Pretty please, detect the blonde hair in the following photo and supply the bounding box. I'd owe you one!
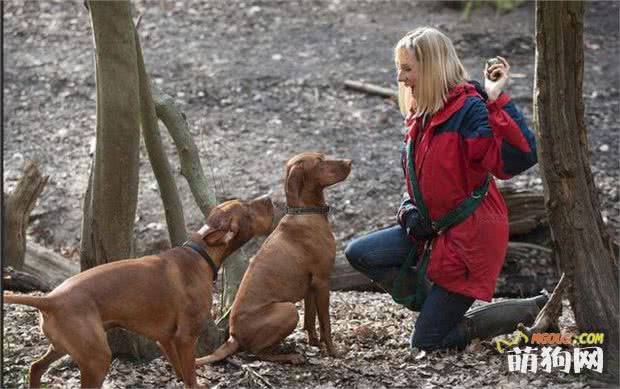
[394,27,468,117]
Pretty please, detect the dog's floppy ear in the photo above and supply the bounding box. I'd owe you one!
[286,162,304,203]
[204,219,239,246]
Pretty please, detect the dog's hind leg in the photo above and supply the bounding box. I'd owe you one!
[249,302,304,364]
[75,340,111,389]
[157,339,183,379]
[60,319,111,389]
[29,345,65,388]
[174,335,203,389]
[195,336,240,366]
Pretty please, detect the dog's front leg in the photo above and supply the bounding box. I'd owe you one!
[303,290,320,347]
[312,278,339,357]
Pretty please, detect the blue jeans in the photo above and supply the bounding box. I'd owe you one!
[345,225,475,351]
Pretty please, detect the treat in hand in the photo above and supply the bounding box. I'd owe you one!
[485,57,503,81]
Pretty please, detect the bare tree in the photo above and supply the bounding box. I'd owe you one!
[80,0,157,359]
[534,1,619,381]
[80,0,248,358]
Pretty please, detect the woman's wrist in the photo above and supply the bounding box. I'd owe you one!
[487,90,502,102]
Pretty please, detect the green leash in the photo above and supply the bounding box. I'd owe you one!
[391,137,491,311]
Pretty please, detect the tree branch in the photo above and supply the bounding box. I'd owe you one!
[152,87,248,332]
[152,87,217,215]
[135,30,187,246]
[518,273,568,336]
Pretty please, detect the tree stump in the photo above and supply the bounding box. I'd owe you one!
[3,161,48,270]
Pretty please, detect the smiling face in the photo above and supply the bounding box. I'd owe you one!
[396,47,419,91]
[393,27,468,116]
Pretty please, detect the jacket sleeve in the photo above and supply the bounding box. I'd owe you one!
[460,93,538,180]
[397,141,417,224]
[397,192,418,227]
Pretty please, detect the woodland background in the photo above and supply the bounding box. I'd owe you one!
[3,1,619,388]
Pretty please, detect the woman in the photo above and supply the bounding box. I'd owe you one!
[345,27,547,351]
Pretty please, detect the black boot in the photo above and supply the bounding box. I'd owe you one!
[458,293,549,343]
[375,267,432,312]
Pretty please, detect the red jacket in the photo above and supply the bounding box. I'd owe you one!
[402,82,537,301]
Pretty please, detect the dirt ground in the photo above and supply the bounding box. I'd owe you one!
[2,291,595,389]
[2,1,619,388]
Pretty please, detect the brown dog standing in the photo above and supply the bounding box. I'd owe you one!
[4,196,273,389]
[196,152,351,365]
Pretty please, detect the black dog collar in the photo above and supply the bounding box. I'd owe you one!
[183,241,218,282]
[285,205,330,215]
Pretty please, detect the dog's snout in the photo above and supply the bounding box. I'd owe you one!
[255,195,273,210]
[252,195,274,226]
[338,159,352,177]
[328,158,351,167]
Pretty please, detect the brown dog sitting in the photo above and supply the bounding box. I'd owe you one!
[4,196,274,389]
[196,152,351,365]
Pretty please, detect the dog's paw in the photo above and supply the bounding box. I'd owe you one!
[288,354,306,365]
[307,336,320,347]
[326,344,344,359]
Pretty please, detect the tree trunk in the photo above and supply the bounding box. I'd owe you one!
[3,161,48,270]
[81,0,158,360]
[135,31,187,246]
[535,1,619,381]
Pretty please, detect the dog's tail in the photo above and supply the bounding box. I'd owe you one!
[4,293,52,311]
[195,336,240,366]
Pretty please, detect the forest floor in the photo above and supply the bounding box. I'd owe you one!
[3,0,618,388]
[3,291,598,389]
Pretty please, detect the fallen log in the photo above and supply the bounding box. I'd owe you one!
[500,186,547,236]
[331,241,557,298]
[344,80,397,99]
[330,262,382,292]
[23,241,79,288]
[2,267,50,292]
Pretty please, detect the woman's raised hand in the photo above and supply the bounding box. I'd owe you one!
[484,56,510,101]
